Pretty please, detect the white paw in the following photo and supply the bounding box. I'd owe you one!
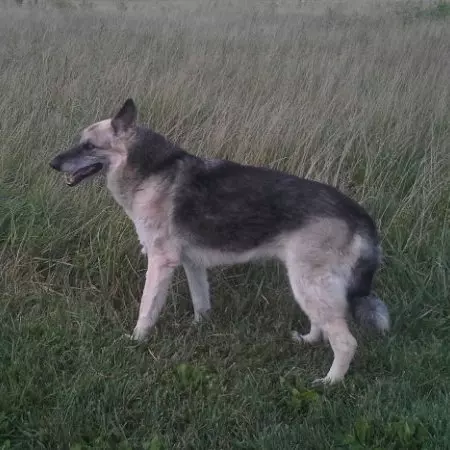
[312,375,342,386]
[291,330,318,344]
[140,244,147,255]
[192,309,211,324]
[129,325,149,342]
[291,330,328,345]
[312,377,330,386]
[291,330,305,343]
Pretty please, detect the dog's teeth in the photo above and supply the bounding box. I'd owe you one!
[65,174,75,185]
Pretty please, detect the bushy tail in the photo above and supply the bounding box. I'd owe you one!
[350,294,390,333]
[347,238,389,333]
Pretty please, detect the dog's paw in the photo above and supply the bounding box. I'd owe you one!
[140,244,147,255]
[291,330,328,345]
[312,377,328,386]
[291,330,305,343]
[192,310,211,325]
[129,325,149,342]
[291,330,318,344]
[312,375,341,386]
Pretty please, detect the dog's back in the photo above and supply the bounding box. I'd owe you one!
[174,158,378,251]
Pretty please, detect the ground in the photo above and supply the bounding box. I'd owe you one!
[0,0,449,448]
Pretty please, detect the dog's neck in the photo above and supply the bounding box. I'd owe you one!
[106,161,137,214]
[105,126,184,216]
[126,127,187,179]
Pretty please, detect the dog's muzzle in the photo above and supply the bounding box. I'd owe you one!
[49,154,103,186]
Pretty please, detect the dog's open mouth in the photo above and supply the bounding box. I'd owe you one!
[64,163,103,186]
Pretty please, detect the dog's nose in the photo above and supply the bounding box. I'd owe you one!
[49,156,61,171]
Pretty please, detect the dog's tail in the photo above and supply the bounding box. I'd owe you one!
[347,239,390,333]
[350,294,390,332]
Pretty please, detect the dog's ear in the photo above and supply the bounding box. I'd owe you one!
[112,98,137,134]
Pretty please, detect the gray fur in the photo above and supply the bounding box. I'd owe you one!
[352,294,390,332]
[49,99,390,384]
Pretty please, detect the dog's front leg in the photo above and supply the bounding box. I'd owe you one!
[131,253,177,342]
[183,261,211,323]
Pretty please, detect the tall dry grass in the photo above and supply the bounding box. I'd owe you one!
[1,0,449,293]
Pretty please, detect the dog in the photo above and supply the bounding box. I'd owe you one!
[49,99,390,384]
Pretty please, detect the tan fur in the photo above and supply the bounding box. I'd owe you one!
[283,220,362,383]
[81,119,129,170]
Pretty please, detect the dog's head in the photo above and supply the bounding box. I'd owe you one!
[50,99,137,186]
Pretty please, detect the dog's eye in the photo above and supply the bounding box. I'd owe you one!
[83,141,95,150]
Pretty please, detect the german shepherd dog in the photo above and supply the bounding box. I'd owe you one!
[50,99,389,384]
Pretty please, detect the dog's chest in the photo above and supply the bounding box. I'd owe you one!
[132,187,170,230]
[107,168,173,247]
[131,181,174,253]
[107,167,136,213]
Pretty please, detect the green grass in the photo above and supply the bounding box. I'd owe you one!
[1,0,449,448]
[413,1,450,19]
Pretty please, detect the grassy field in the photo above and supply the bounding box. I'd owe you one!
[1,0,449,448]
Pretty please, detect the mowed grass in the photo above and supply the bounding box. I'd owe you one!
[1,0,449,448]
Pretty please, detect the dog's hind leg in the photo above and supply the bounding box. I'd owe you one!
[317,318,357,384]
[287,264,326,346]
[287,264,357,384]
[183,261,211,323]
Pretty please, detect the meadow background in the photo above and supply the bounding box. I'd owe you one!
[0,0,449,448]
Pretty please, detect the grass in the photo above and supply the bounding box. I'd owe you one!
[0,0,449,448]
[407,0,450,19]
